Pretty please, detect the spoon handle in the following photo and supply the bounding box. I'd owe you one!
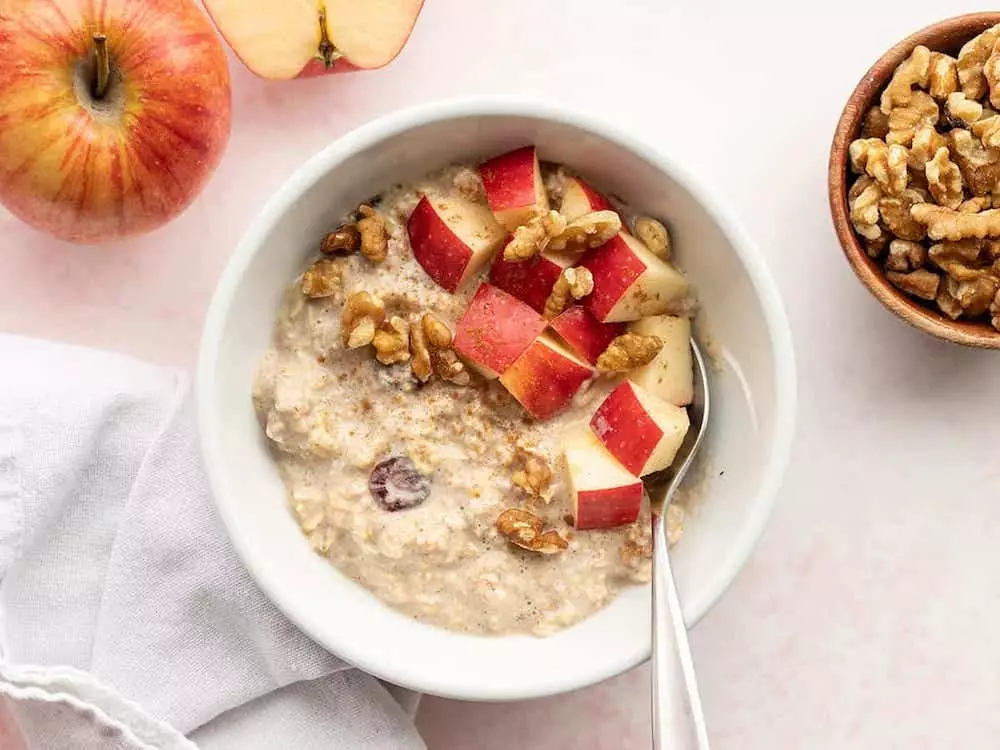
[651,510,711,750]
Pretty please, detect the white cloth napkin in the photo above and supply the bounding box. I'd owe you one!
[0,334,425,749]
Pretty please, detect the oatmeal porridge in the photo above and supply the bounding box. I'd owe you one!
[253,146,697,636]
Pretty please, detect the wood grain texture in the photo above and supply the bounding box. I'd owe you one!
[828,12,1000,349]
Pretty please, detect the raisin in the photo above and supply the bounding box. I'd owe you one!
[369,456,431,511]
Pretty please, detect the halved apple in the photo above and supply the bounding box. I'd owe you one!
[581,233,689,322]
[453,284,546,379]
[629,315,694,406]
[407,194,505,293]
[204,0,424,80]
[478,146,549,231]
[560,176,613,221]
[489,249,574,314]
[548,305,625,365]
[563,427,643,530]
[499,333,593,420]
[590,381,689,476]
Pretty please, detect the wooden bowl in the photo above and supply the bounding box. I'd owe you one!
[829,12,1000,348]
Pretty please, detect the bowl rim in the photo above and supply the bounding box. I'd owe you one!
[196,95,798,700]
[828,12,1000,349]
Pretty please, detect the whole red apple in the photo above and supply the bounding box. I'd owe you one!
[0,0,231,243]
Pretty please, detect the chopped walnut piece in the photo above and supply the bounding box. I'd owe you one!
[887,91,938,146]
[849,179,883,240]
[909,126,947,171]
[849,139,908,195]
[547,210,621,253]
[596,333,664,372]
[887,268,941,300]
[911,204,1000,240]
[503,210,566,261]
[408,314,432,382]
[865,235,890,259]
[495,508,567,554]
[944,92,984,128]
[937,283,965,319]
[928,240,985,275]
[421,313,453,348]
[372,316,410,365]
[885,239,927,272]
[878,189,926,241]
[861,106,890,139]
[972,115,1000,149]
[430,347,469,385]
[959,195,993,213]
[948,129,1000,195]
[634,216,671,259]
[320,224,361,255]
[301,258,344,299]
[543,266,594,319]
[926,147,964,209]
[881,44,931,113]
[927,51,959,99]
[511,450,553,497]
[341,291,385,348]
[357,205,388,262]
[957,24,1000,100]
[985,44,1000,108]
[952,274,1000,316]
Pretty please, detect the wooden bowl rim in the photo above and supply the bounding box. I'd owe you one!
[828,11,1000,349]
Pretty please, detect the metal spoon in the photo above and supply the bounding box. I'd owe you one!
[644,339,711,750]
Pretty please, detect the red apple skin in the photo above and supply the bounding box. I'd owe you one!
[574,484,643,530]
[489,251,567,314]
[580,234,646,321]
[478,146,547,229]
[590,382,664,476]
[0,0,231,243]
[548,305,625,365]
[453,284,546,378]
[499,336,593,420]
[407,196,471,292]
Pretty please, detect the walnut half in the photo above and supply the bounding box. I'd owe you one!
[495,509,567,555]
[596,333,663,372]
[341,291,385,348]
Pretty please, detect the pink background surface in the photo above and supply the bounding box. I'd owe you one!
[5,1,1000,748]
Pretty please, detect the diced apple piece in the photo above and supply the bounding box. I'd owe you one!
[564,427,643,530]
[453,284,546,379]
[407,194,505,293]
[590,381,690,476]
[499,334,593,419]
[478,146,549,231]
[548,305,625,365]
[489,249,574,314]
[629,315,693,406]
[204,0,424,80]
[560,176,613,221]
[581,233,689,322]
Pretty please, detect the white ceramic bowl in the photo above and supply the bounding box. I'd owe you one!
[197,97,796,701]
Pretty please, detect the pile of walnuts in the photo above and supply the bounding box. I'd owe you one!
[847,24,1000,330]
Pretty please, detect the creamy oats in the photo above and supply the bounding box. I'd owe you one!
[253,163,689,636]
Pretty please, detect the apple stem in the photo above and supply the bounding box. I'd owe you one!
[92,33,110,99]
[317,7,335,69]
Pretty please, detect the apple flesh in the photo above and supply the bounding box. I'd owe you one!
[548,305,625,365]
[478,146,549,231]
[560,176,613,221]
[590,381,690,476]
[0,0,231,243]
[629,315,694,406]
[499,334,593,420]
[453,284,546,379]
[204,0,424,80]
[563,427,643,530]
[407,194,506,293]
[489,249,575,314]
[581,233,690,322]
